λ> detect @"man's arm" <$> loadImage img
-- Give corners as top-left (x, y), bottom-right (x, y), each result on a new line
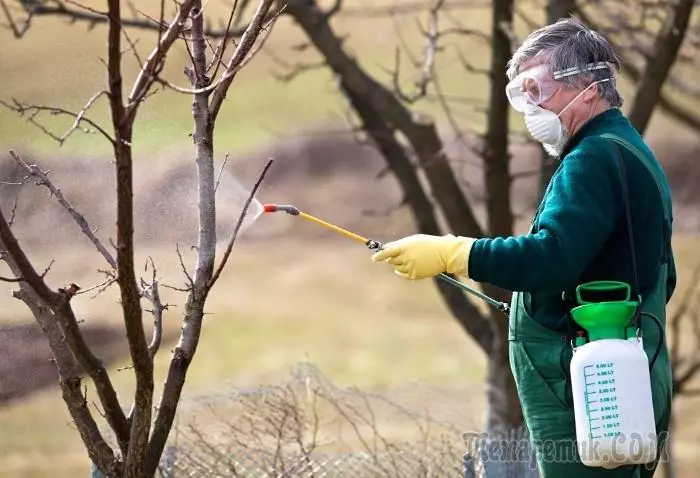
top-left (468, 138), bottom-right (623, 294)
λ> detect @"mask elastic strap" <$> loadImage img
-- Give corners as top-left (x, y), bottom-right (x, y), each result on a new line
top-left (555, 78), bottom-right (611, 118)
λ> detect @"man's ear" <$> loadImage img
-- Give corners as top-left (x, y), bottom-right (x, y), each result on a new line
top-left (582, 83), bottom-right (599, 103)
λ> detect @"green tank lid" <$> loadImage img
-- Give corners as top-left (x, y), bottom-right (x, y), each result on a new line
top-left (569, 281), bottom-right (639, 341)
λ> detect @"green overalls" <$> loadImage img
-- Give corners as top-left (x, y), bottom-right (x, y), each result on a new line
top-left (508, 135), bottom-right (674, 477)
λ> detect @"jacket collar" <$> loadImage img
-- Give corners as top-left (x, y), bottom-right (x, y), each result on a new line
top-left (560, 107), bottom-right (625, 158)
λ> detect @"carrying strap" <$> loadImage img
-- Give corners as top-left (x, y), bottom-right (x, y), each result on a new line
top-left (599, 133), bottom-right (671, 223)
top-left (610, 142), bottom-right (640, 303)
top-left (600, 132), bottom-right (672, 309)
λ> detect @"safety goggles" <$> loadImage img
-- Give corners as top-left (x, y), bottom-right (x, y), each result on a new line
top-left (505, 62), bottom-right (611, 113)
top-left (506, 64), bottom-right (560, 113)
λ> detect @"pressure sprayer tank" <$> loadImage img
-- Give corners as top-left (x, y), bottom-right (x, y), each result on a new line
top-left (569, 281), bottom-right (657, 469)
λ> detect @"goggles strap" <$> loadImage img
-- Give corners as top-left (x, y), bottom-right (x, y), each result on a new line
top-left (553, 61), bottom-right (610, 80)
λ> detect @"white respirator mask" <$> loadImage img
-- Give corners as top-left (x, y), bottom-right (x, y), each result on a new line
top-left (506, 62), bottom-right (612, 157)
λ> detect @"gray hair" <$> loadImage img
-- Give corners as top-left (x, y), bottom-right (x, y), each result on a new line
top-left (507, 17), bottom-right (623, 107)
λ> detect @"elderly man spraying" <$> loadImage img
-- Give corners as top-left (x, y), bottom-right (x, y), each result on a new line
top-left (372, 18), bottom-right (675, 477)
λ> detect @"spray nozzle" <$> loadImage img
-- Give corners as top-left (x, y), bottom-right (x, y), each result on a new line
top-left (263, 204), bottom-right (300, 215)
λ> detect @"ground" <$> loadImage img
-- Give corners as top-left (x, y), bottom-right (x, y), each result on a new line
top-left (1, 1), bottom-right (700, 476)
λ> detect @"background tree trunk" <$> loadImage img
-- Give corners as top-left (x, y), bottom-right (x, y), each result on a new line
top-left (482, 0), bottom-right (523, 435)
top-left (538, 0), bottom-right (577, 198)
top-left (626, 0), bottom-right (695, 135)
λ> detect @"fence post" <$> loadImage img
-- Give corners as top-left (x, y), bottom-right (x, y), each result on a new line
top-left (469, 425), bottom-right (540, 478)
top-left (90, 462), bottom-right (105, 478)
top-left (161, 445), bottom-right (177, 477)
top-left (463, 453), bottom-right (477, 478)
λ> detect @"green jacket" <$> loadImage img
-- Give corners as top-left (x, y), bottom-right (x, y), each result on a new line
top-left (468, 108), bottom-right (676, 331)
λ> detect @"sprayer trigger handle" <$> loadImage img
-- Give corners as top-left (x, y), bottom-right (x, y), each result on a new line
top-left (366, 240), bottom-right (382, 250)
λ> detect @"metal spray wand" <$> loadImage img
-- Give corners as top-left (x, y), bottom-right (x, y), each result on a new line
top-left (263, 204), bottom-right (510, 315)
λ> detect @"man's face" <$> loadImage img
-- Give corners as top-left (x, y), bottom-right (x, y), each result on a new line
top-left (515, 57), bottom-right (599, 132)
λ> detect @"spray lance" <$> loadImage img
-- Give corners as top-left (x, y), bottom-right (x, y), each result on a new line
top-left (263, 204), bottom-right (510, 315)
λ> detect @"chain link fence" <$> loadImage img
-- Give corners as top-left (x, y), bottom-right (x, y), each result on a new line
top-left (93, 362), bottom-right (539, 477)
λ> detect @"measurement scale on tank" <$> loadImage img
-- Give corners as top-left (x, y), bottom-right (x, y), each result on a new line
top-left (583, 362), bottom-right (621, 440)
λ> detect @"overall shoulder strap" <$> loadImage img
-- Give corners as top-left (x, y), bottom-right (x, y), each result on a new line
top-left (606, 138), bottom-right (641, 303)
top-left (599, 132), bottom-right (672, 305)
top-left (598, 133), bottom-right (671, 223)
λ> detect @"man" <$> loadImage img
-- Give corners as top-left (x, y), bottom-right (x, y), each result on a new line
top-left (372, 18), bottom-right (675, 477)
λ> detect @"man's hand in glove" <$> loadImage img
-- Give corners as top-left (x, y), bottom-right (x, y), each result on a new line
top-left (371, 234), bottom-right (475, 280)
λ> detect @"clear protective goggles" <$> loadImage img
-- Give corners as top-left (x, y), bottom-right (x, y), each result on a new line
top-left (505, 62), bottom-right (611, 113)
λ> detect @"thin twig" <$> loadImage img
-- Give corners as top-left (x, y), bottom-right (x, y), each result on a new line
top-left (76, 276), bottom-right (118, 298)
top-left (176, 243), bottom-right (195, 290)
top-left (62, 90), bottom-right (107, 142)
top-left (214, 153), bottom-right (230, 193)
top-left (0, 0), bottom-right (31, 37)
top-left (209, 0), bottom-right (239, 78)
top-left (266, 49), bottom-right (327, 82)
top-left (0, 275), bottom-right (22, 282)
top-left (207, 158), bottom-right (273, 288)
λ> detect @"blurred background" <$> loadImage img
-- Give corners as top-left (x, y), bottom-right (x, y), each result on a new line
top-left (1, 0), bottom-right (699, 476)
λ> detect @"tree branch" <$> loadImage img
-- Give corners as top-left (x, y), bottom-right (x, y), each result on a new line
top-left (124, 0), bottom-right (198, 123)
top-left (11, 0), bottom-right (247, 38)
top-left (0, 98), bottom-right (115, 145)
top-left (10, 288), bottom-right (121, 475)
top-left (8, 150), bottom-right (117, 269)
top-left (208, 0), bottom-right (238, 79)
top-left (265, 49), bottom-right (327, 82)
top-left (0, 203), bottom-right (130, 456)
top-left (209, 0), bottom-right (277, 121)
top-left (140, 257), bottom-right (166, 359)
top-left (107, 0), bottom-right (154, 473)
top-left (391, 0), bottom-right (444, 104)
top-left (625, 0), bottom-right (695, 134)
top-left (146, 0), bottom-right (277, 453)
top-left (576, 3), bottom-right (700, 131)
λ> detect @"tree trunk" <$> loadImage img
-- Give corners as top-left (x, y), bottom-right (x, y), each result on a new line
top-left (538, 0), bottom-right (576, 198)
top-left (482, 0), bottom-right (522, 435)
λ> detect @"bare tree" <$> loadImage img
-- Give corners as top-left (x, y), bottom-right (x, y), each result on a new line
top-left (575, 0), bottom-right (700, 132)
top-left (0, 0), bottom-right (280, 476)
top-left (276, 0), bottom-right (522, 435)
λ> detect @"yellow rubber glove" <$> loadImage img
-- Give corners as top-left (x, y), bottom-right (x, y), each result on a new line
top-left (371, 234), bottom-right (475, 280)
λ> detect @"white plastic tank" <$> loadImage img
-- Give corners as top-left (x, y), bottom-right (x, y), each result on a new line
top-left (571, 336), bottom-right (657, 468)
top-left (569, 282), bottom-right (658, 468)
